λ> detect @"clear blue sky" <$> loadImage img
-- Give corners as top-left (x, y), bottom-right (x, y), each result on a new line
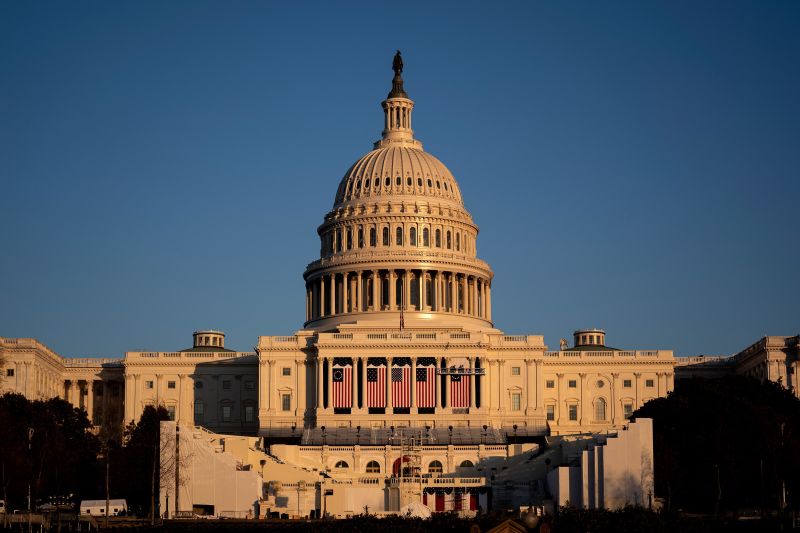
top-left (1, 1), bottom-right (798, 357)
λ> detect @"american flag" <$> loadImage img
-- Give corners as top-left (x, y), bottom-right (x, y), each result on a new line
top-left (332, 365), bottom-right (352, 408)
top-left (450, 369), bottom-right (471, 408)
top-left (416, 366), bottom-right (436, 408)
top-left (367, 365), bottom-right (386, 408)
top-left (392, 366), bottom-right (411, 408)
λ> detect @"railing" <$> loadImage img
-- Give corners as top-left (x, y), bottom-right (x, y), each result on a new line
top-left (674, 355), bottom-right (734, 366)
top-left (543, 350), bottom-right (672, 359)
top-left (305, 250), bottom-right (492, 273)
top-left (65, 358), bottom-right (123, 366)
top-left (125, 351), bottom-right (255, 361)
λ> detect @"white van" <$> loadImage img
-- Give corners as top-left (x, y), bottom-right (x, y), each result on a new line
top-left (79, 500), bottom-right (128, 516)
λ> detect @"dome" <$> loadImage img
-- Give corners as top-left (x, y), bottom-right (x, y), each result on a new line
top-left (334, 145), bottom-right (464, 207)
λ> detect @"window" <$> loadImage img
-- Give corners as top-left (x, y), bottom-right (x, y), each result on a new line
top-left (417, 177), bottom-right (423, 187)
top-left (347, 229), bottom-right (352, 249)
top-left (435, 229), bottom-right (441, 247)
top-left (623, 379), bottom-right (632, 388)
top-left (396, 227), bottom-right (403, 245)
top-left (382, 227), bottom-right (389, 246)
top-left (407, 177), bottom-right (412, 186)
top-left (369, 227), bottom-right (376, 247)
top-left (222, 380), bottom-right (232, 390)
top-left (282, 394), bottom-right (291, 411)
top-left (334, 460), bottom-right (349, 469)
top-left (195, 381), bottom-right (203, 389)
top-left (409, 227), bottom-right (417, 246)
top-left (545, 380), bottom-right (555, 389)
top-left (459, 460), bottom-right (474, 468)
top-left (282, 367), bottom-right (291, 376)
top-left (623, 403), bottom-right (633, 419)
top-left (145, 381), bottom-right (154, 389)
top-left (594, 398), bottom-right (607, 421)
top-left (222, 405), bottom-right (232, 422)
top-left (427, 178), bottom-right (432, 188)
top-left (166, 406), bottom-right (176, 421)
top-left (244, 405), bottom-right (255, 422)
top-left (167, 381), bottom-right (176, 389)
top-left (245, 381), bottom-right (256, 390)
top-left (436, 180), bottom-right (441, 189)
top-left (358, 227), bottom-right (364, 248)
top-left (511, 392), bottom-right (521, 411)
top-left (546, 405), bottom-right (555, 421)
top-left (568, 404), bottom-right (578, 421)
top-left (455, 233), bottom-right (460, 251)
top-left (6, 368), bottom-right (14, 377)
top-left (428, 460), bottom-right (443, 474)
top-left (385, 177), bottom-right (390, 187)
top-left (422, 228), bottom-right (429, 246)
top-left (365, 461), bottom-right (381, 473)
top-left (645, 379), bottom-right (655, 388)
top-left (396, 176), bottom-right (401, 186)
top-left (194, 400), bottom-right (204, 423)
top-left (568, 380), bottom-right (577, 388)
top-left (511, 367), bottom-right (521, 376)
top-left (446, 231), bottom-right (452, 249)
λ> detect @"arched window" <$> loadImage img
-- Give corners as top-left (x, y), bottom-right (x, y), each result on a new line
top-left (595, 398), bottom-right (607, 421)
top-left (382, 227), bottom-right (390, 246)
top-left (336, 230), bottom-right (342, 253)
top-left (435, 229), bottom-right (441, 247)
top-left (365, 461), bottom-right (381, 473)
top-left (409, 227), bottom-right (417, 246)
top-left (417, 177), bottom-right (423, 187)
top-left (459, 460), bottom-right (474, 468)
top-left (369, 227), bottom-right (376, 247)
top-left (428, 460), bottom-right (443, 474)
top-left (396, 227), bottom-right (403, 246)
top-left (446, 231), bottom-right (452, 249)
top-left (422, 228), bottom-right (429, 247)
top-left (334, 460), bottom-right (349, 469)
top-left (358, 227), bottom-right (364, 248)
top-left (346, 229), bottom-right (352, 250)
top-left (455, 233), bottom-right (460, 251)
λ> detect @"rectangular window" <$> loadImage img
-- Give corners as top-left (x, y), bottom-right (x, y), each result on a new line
top-left (167, 381), bottom-right (176, 389)
top-left (145, 381), bottom-right (154, 389)
top-left (244, 405), bottom-right (255, 422)
top-left (222, 405), bottom-right (232, 422)
top-left (6, 368), bottom-right (14, 377)
top-left (194, 401), bottom-right (204, 422)
top-left (511, 393), bottom-right (521, 411)
top-left (645, 379), bottom-right (655, 388)
top-left (623, 403), bottom-right (633, 419)
top-left (511, 367), bottom-right (521, 376)
top-left (166, 406), bottom-right (176, 421)
top-left (623, 379), bottom-right (632, 388)
top-left (546, 405), bottom-right (555, 421)
top-left (245, 381), bottom-right (255, 390)
top-left (568, 404), bottom-right (578, 421)
top-left (222, 380), bottom-right (232, 390)
top-left (282, 367), bottom-right (291, 376)
top-left (282, 394), bottom-right (291, 412)
top-left (568, 380), bottom-right (577, 388)
top-left (545, 380), bottom-right (555, 388)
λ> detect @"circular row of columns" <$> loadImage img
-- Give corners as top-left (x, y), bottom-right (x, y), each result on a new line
top-left (314, 356), bottom-right (484, 412)
top-left (306, 269), bottom-right (491, 322)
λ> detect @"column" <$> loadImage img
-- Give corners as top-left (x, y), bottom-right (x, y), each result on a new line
top-left (269, 361), bottom-right (278, 414)
top-left (86, 380), bottom-right (95, 424)
top-left (498, 362), bottom-right (505, 412)
top-left (123, 376), bottom-right (134, 422)
top-left (259, 361), bottom-right (270, 416)
top-left (320, 276), bottom-right (326, 317)
top-left (535, 360), bottom-right (543, 409)
top-left (342, 272), bottom-right (350, 313)
top-left (389, 270), bottom-right (397, 311)
top-left (610, 373), bottom-right (619, 424)
top-left (579, 373), bottom-right (587, 424)
top-left (68, 379), bottom-right (76, 406)
top-left (410, 358), bottom-right (417, 410)
top-left (432, 271), bottom-right (439, 311)
top-left (356, 271), bottom-right (363, 312)
top-left (486, 360), bottom-right (495, 412)
top-left (311, 281), bottom-right (317, 319)
top-left (450, 273), bottom-right (457, 313)
top-left (435, 358), bottom-right (443, 409)
top-left (486, 283), bottom-right (492, 321)
top-left (350, 358), bottom-right (356, 410)
top-left (469, 358), bottom-right (476, 409)
top-left (177, 374), bottom-right (186, 424)
top-left (525, 359), bottom-right (535, 414)
top-left (444, 358), bottom-right (451, 410)
top-left (297, 359), bottom-right (307, 416)
top-left (329, 273), bottom-right (336, 316)
top-left (359, 357), bottom-right (366, 411)
top-left (102, 379), bottom-right (110, 427)
top-left (634, 373), bottom-right (641, 409)
top-left (316, 358), bottom-right (323, 410)
top-left (556, 373), bottom-right (564, 425)
top-left (420, 271), bottom-right (427, 310)
top-left (386, 357), bottom-right (393, 411)
top-left (133, 375), bottom-right (141, 422)
top-left (404, 270), bottom-right (411, 311)
top-left (461, 275), bottom-right (467, 314)
top-left (472, 278), bottom-right (478, 316)
top-left (324, 357), bottom-right (331, 410)
top-left (478, 357), bottom-right (487, 410)
top-left (372, 270), bottom-right (380, 311)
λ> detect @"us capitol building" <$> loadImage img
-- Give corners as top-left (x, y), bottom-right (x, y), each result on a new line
top-left (3, 54), bottom-right (793, 516)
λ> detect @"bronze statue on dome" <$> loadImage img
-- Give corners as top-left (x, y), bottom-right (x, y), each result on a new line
top-left (392, 50), bottom-right (403, 76)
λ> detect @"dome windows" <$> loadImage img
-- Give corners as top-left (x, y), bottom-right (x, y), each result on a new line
top-left (455, 233), bottom-right (460, 251)
top-left (365, 461), bottom-right (381, 473)
top-left (417, 177), bottom-right (423, 187)
top-left (407, 177), bottom-right (412, 186)
top-left (369, 227), bottom-right (377, 247)
top-left (409, 227), bottom-right (417, 246)
top-left (346, 229), bottom-right (352, 250)
top-left (358, 226), bottom-right (365, 248)
top-left (396, 176), bottom-right (401, 186)
top-left (385, 177), bottom-right (390, 187)
top-left (382, 227), bottom-right (390, 246)
top-left (446, 231), bottom-right (452, 249)
top-left (396, 227), bottom-right (403, 246)
top-left (427, 178), bottom-right (432, 188)
top-left (422, 228), bottom-right (429, 247)
top-left (435, 229), bottom-right (441, 247)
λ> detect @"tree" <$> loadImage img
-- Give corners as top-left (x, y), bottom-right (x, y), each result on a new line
top-left (633, 375), bottom-right (800, 514)
top-left (113, 405), bottom-right (170, 520)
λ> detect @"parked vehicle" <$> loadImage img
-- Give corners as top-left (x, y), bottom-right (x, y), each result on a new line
top-left (79, 500), bottom-right (128, 516)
